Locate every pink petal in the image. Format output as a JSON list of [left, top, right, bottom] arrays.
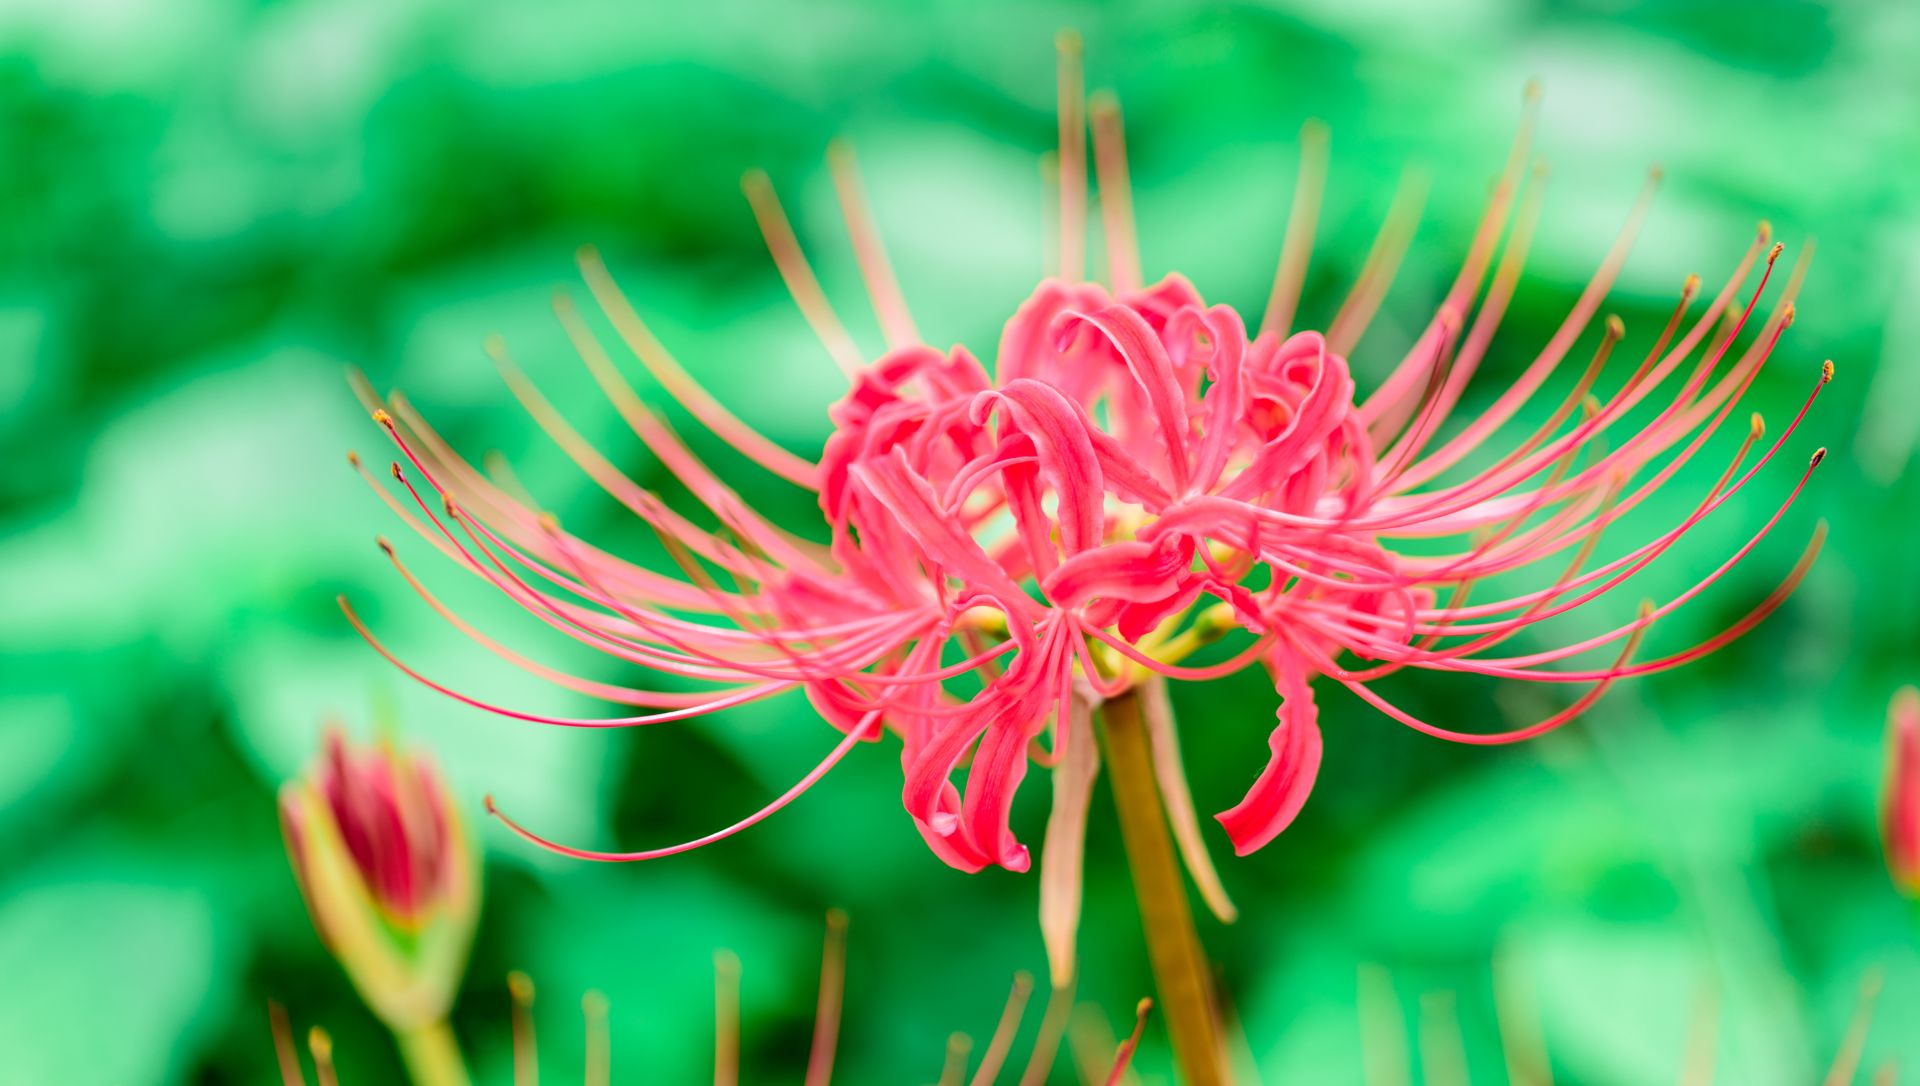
[[1216, 657, 1323, 855]]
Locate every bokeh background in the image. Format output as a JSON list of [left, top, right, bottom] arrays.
[[3, 0, 1918, 1082]]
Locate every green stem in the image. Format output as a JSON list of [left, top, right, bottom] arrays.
[[396, 1018, 472, 1086], [1100, 687, 1227, 1086]]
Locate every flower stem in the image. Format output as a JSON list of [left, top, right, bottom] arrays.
[[1099, 687, 1226, 1086], [396, 1018, 472, 1086]]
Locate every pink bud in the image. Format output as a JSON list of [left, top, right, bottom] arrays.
[[1883, 688, 1920, 896], [280, 727, 478, 1031]]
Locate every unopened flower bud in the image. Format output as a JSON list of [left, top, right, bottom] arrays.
[[280, 728, 479, 1031]]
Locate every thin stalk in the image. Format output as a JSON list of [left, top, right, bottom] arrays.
[[396, 1019, 472, 1086], [1100, 688, 1227, 1086]]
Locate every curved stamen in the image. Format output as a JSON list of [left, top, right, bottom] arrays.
[[742, 169, 867, 377], [829, 142, 921, 349], [576, 245, 821, 488], [1089, 93, 1142, 293], [1055, 31, 1087, 284], [1259, 119, 1328, 341]]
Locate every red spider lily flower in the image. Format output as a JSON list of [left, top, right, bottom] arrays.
[[280, 727, 479, 1036], [344, 40, 1828, 978], [1883, 686, 1920, 896]]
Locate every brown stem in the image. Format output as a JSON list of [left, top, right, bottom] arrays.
[[1099, 687, 1226, 1086]]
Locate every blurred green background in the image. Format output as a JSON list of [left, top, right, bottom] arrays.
[[2, 0, 1917, 1082]]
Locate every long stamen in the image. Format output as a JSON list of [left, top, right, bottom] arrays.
[[1327, 169, 1428, 355], [828, 141, 920, 348], [1040, 153, 1061, 279], [1103, 1000, 1154, 1086], [1016, 980, 1077, 1086], [376, 538, 738, 708], [1259, 119, 1329, 340], [937, 1033, 975, 1086], [339, 592, 798, 729], [1055, 30, 1087, 283], [1139, 677, 1238, 922], [1301, 598, 1655, 745], [269, 1002, 308, 1086], [469, 338, 792, 586], [575, 246, 821, 488], [393, 464, 920, 685], [307, 1028, 339, 1086], [1677, 984, 1718, 1086], [480, 702, 894, 861], [1358, 964, 1411, 1086], [1089, 92, 1141, 293], [1355, 236, 1785, 535], [1420, 430, 1827, 670], [373, 395, 726, 612], [741, 169, 867, 376], [583, 992, 611, 1086], [509, 971, 539, 1086], [1418, 993, 1470, 1086], [1494, 952, 1552, 1086], [1378, 157, 1553, 477], [714, 951, 741, 1086], [968, 972, 1035, 1086], [1359, 81, 1540, 425], [804, 910, 850, 1086], [1394, 165, 1659, 491], [548, 294, 828, 572], [1821, 970, 1885, 1086]]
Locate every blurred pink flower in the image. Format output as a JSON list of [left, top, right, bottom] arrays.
[[344, 45, 1828, 904], [1884, 686, 1920, 896]]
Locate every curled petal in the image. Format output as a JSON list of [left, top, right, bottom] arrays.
[[1043, 535, 1196, 611], [1054, 304, 1195, 493], [1215, 656, 1323, 855]]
